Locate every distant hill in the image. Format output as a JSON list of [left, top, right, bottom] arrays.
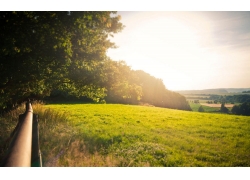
[[176, 88, 250, 95], [225, 88, 250, 93]]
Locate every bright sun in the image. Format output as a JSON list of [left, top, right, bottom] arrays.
[[128, 17, 212, 90], [108, 12, 221, 90]]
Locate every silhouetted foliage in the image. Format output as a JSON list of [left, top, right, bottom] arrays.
[[242, 90, 250, 93], [210, 95, 250, 104], [1, 11, 192, 112], [231, 102, 250, 116], [194, 100, 199, 103], [44, 60, 191, 111], [0, 11, 124, 112], [198, 106, 205, 112], [220, 103, 229, 113]]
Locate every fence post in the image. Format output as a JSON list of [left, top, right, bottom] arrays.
[[31, 114, 42, 167]]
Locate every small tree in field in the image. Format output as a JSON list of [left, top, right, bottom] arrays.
[[198, 105, 205, 112], [220, 102, 229, 113]]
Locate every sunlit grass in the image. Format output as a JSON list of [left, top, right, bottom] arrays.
[[189, 102, 219, 112], [0, 102, 73, 166], [1, 103, 250, 167], [45, 104, 250, 167]]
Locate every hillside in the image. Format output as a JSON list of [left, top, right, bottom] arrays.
[[11, 103, 250, 166], [1, 103, 249, 167], [176, 88, 250, 95]]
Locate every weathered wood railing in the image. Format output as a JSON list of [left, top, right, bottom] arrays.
[[1, 101, 42, 167]]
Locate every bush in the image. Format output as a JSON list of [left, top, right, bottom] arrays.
[[198, 106, 204, 112], [232, 102, 250, 116], [220, 103, 229, 113]]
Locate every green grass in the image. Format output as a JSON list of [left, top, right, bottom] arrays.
[[0, 102, 71, 167], [45, 104, 250, 166], [1, 103, 250, 167], [189, 102, 219, 112], [189, 102, 234, 113]]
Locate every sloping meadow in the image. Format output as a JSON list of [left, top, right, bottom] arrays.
[[1, 103, 249, 166], [43, 104, 250, 167]]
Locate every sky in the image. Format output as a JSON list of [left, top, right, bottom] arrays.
[[2, 1, 250, 91], [107, 11, 250, 91]]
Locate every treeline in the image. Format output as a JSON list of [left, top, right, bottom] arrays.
[[48, 60, 191, 111], [187, 94, 250, 104], [231, 102, 250, 116], [134, 70, 191, 110], [209, 95, 250, 104], [197, 101, 250, 116], [0, 11, 191, 113], [0, 11, 123, 112], [197, 102, 250, 116], [242, 90, 250, 93]]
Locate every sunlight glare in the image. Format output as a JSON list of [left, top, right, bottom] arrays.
[[127, 16, 220, 90], [107, 12, 250, 90]]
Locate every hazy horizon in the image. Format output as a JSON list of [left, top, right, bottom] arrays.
[[107, 11, 250, 91], [175, 87, 250, 91]]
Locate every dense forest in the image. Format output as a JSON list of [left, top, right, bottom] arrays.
[[0, 11, 191, 113]]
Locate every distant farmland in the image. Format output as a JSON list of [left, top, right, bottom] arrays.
[[200, 103, 235, 108]]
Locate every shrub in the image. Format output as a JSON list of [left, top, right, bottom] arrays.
[[220, 103, 229, 113], [198, 106, 204, 112], [232, 102, 250, 116]]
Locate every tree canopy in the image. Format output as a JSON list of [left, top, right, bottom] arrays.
[[220, 102, 229, 113], [198, 106, 204, 112], [231, 102, 250, 116], [1, 11, 191, 113], [0, 11, 123, 111], [137, 70, 191, 110]]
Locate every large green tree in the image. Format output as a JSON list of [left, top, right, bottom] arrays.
[[102, 60, 143, 104], [134, 70, 191, 111], [0, 11, 123, 111]]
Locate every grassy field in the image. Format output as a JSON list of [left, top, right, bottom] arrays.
[[46, 104, 250, 166], [189, 102, 235, 112], [189, 102, 219, 112], [1, 103, 250, 167], [200, 103, 234, 108]]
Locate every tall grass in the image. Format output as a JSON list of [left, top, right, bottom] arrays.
[[0, 102, 120, 166]]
